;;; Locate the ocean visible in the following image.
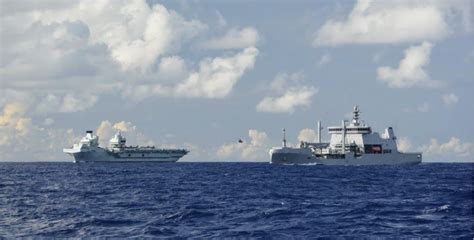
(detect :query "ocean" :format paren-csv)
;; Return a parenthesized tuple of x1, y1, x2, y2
(0, 162, 472, 238)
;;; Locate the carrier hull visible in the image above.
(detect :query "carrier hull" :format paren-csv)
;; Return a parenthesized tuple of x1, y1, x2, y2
(65, 148, 186, 163)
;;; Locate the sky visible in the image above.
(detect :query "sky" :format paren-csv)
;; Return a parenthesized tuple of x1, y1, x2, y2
(0, 0, 473, 162)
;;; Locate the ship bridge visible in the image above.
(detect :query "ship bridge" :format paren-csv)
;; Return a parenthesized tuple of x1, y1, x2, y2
(327, 106, 398, 154)
(109, 131, 126, 150)
(328, 106, 371, 134)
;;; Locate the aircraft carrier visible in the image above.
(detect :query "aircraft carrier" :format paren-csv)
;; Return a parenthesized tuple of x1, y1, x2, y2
(64, 130, 188, 163)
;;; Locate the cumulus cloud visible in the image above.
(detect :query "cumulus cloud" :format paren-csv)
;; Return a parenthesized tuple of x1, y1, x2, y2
(377, 42, 440, 88)
(420, 137, 473, 158)
(313, 0, 450, 46)
(157, 56, 188, 81)
(298, 128, 317, 142)
(1, 0, 260, 113)
(0, 102, 78, 161)
(256, 72, 317, 113)
(0, 102, 170, 161)
(269, 72, 304, 92)
(34, 0, 206, 71)
(203, 27, 259, 50)
(0, 102, 28, 126)
(95, 120, 153, 147)
(171, 47, 259, 98)
(217, 129, 270, 161)
(122, 47, 259, 100)
(442, 93, 459, 106)
(257, 87, 316, 113)
(36, 93, 98, 113)
(397, 137, 412, 152)
(175, 47, 258, 98)
(317, 54, 331, 66)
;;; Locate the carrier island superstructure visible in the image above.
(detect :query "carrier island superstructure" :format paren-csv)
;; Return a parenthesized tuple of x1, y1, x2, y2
(64, 131, 188, 163)
(269, 106, 422, 165)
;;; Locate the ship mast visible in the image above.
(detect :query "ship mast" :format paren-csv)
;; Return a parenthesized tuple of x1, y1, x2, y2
(341, 120, 346, 153)
(352, 105, 360, 126)
(282, 128, 287, 148)
(317, 120, 322, 143)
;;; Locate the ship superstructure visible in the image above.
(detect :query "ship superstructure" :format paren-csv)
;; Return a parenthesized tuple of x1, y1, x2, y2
(270, 106, 422, 165)
(63, 131, 188, 163)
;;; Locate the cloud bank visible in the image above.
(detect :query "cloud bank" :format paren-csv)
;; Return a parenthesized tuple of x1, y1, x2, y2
(217, 129, 270, 161)
(1, 0, 260, 114)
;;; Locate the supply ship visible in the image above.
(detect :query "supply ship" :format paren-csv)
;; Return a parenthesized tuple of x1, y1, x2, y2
(64, 130, 188, 163)
(269, 106, 422, 165)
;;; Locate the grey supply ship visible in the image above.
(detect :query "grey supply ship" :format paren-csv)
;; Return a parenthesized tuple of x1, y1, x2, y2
(269, 106, 422, 165)
(64, 130, 188, 163)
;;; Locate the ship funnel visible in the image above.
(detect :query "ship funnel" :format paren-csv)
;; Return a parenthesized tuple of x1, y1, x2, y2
(86, 130, 93, 134)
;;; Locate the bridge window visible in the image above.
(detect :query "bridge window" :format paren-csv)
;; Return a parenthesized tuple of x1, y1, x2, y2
(365, 144, 382, 154)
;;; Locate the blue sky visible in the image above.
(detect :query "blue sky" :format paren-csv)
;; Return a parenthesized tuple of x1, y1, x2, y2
(0, 0, 473, 162)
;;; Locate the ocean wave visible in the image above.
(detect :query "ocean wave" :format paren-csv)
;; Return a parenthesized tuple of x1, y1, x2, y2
(0, 162, 472, 238)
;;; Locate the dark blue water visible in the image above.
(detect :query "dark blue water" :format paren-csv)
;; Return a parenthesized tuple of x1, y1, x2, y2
(0, 163, 472, 238)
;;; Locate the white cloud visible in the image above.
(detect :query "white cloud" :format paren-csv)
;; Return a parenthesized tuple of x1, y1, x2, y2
(397, 137, 412, 152)
(298, 128, 317, 142)
(0, 102, 28, 127)
(0, 100, 196, 161)
(442, 93, 459, 106)
(203, 27, 259, 50)
(1, 0, 262, 113)
(256, 72, 317, 114)
(269, 72, 305, 92)
(36, 93, 98, 113)
(95, 120, 153, 147)
(121, 47, 259, 100)
(377, 42, 440, 88)
(0, 101, 165, 161)
(257, 87, 316, 113)
(217, 129, 269, 161)
(318, 54, 331, 66)
(34, 0, 206, 72)
(172, 47, 259, 98)
(0, 102, 78, 161)
(158, 56, 188, 80)
(420, 137, 473, 158)
(313, 0, 449, 46)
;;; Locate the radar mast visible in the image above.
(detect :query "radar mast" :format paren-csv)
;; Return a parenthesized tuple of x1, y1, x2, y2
(352, 105, 360, 126)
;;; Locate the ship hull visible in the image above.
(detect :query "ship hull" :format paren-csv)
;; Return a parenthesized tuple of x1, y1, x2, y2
(270, 148, 422, 166)
(65, 148, 186, 163)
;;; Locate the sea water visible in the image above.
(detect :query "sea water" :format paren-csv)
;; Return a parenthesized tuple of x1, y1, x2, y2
(0, 162, 472, 238)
